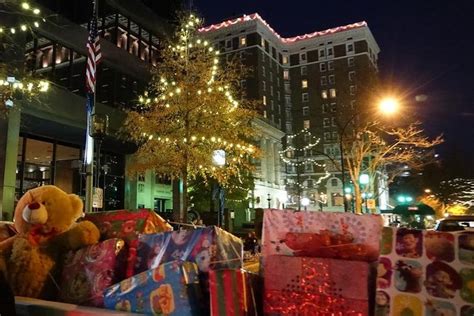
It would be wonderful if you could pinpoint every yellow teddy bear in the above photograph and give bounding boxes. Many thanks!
[0,185,100,299]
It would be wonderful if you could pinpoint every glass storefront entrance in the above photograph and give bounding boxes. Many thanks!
[16,135,125,210]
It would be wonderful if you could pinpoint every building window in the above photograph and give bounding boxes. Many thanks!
[283,70,289,80]
[261,37,265,47]
[286,122,292,132]
[323,118,330,128]
[269,71,273,82]
[240,80,246,88]
[350,85,356,95]
[324,132,331,141]
[277,77,280,87]
[303,106,309,116]
[328,61,334,71]
[348,57,355,67]
[302,93,309,102]
[270,100,274,110]
[321,90,328,99]
[240,51,246,60]
[331,178,339,187]
[240,36,246,46]
[320,76,327,86]
[301,66,307,75]
[327,47,334,57]
[349,71,356,81]
[347,43,354,53]
[226,40,232,48]
[330,103,337,112]
[285,95,291,106]
[320,63,326,72]
[284,82,291,93]
[307,179,313,188]
[283,55,289,64]
[351,100,356,109]
[302,79,308,88]
[332,117,337,127]
[300,52,307,63]
[277,91,281,100]
[329,75,335,85]
[263,110,267,118]
[322,104,329,113]
[305,164,313,172]
[319,49,325,58]
[262,81,266,91]
[262,66,266,77]
[270,86,273,96]
[332,131,339,141]
[303,120,310,129]
[263,95,267,105]
[329,88,336,98]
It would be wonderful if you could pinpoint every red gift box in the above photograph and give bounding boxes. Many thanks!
[264,255,370,315]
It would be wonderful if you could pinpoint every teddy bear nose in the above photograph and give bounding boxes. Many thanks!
[29,202,41,210]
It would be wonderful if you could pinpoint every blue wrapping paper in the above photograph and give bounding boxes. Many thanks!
[103,260,202,315]
[133,226,243,275]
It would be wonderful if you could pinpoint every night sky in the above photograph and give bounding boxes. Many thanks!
[193,0,474,178]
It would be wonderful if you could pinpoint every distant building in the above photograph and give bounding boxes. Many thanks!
[200,13,381,211]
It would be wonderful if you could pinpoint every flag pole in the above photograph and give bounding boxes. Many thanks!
[84,0,98,213]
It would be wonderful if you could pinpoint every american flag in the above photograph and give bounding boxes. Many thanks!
[85,5,102,94]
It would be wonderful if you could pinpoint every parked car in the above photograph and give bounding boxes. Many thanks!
[434,215,474,232]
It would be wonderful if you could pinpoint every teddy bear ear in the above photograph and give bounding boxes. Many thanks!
[69,194,84,218]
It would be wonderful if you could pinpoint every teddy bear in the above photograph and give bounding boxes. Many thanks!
[0,185,100,299]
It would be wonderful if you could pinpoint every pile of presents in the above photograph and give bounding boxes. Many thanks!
[13,207,474,315]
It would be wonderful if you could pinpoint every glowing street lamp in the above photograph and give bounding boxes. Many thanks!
[378,97,399,115]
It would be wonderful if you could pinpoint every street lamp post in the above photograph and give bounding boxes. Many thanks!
[337,97,399,213]
[212,150,225,227]
[267,193,271,209]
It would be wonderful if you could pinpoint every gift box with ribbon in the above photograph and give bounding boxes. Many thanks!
[209,269,262,316]
[103,260,202,315]
[59,238,126,307]
[262,209,383,262]
[264,255,370,315]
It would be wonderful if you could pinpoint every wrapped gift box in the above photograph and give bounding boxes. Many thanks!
[264,255,370,315]
[133,226,243,275]
[209,269,262,316]
[59,238,126,307]
[262,209,382,262]
[104,260,202,315]
[84,209,173,277]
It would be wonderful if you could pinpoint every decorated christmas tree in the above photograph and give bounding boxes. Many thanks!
[122,14,260,221]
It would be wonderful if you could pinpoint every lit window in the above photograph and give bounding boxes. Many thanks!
[321,90,328,99]
[303,106,309,116]
[283,55,289,64]
[263,110,267,118]
[320,76,327,86]
[350,85,356,95]
[329,75,335,84]
[303,120,310,129]
[320,63,327,72]
[301,66,307,75]
[330,88,336,98]
[328,61,334,71]
[283,70,289,80]
[349,71,355,81]
[323,118,330,128]
[261,37,265,47]
[322,104,329,113]
[240,36,246,46]
[302,80,308,88]
[348,57,355,67]
[302,93,309,102]
[263,95,267,105]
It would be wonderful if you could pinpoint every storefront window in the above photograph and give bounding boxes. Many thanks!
[23,139,53,192]
[55,144,81,194]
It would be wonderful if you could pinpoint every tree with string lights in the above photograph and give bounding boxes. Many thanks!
[122,14,260,222]
[280,128,330,211]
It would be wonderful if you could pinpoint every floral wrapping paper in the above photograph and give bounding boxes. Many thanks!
[209,269,262,316]
[104,260,202,315]
[133,226,243,275]
[376,227,474,316]
[84,209,173,277]
[262,209,383,262]
[264,255,370,315]
[59,238,126,307]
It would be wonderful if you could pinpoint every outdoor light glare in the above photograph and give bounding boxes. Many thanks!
[344,187,352,194]
[301,197,310,206]
[379,97,399,115]
[359,174,369,185]
[406,196,413,202]
[212,149,225,166]
[397,196,406,203]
